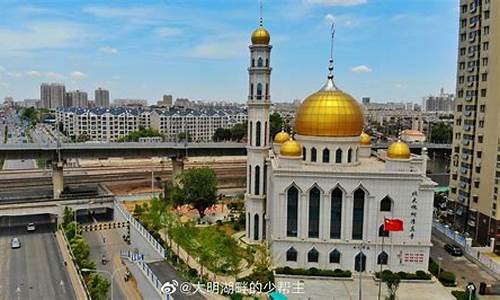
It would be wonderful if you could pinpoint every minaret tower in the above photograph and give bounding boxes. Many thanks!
[245,3,272,242]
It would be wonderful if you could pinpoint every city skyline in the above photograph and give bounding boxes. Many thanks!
[0,0,458,104]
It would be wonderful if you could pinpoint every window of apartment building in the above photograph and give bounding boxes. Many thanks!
[456,118,462,126]
[482,73,488,81]
[459,76,465,84]
[478,135,483,143]
[484,10,490,20]
[457,104,463,112]
[474,181,480,188]
[461,4,467,13]
[455,133,461,139]
[473,196,478,203]
[476,166,481,173]
[451,187,457,194]
[479,120,484,128]
[483,42,489,51]
[480,105,485,112]
[460,48,466,56]
[484,26,489,35]
[460,33,467,42]
[483,57,488,66]
[459,62,466,70]
[461,18,467,28]
[481,89,487,97]
[458,90,464,98]
[452,174,458,180]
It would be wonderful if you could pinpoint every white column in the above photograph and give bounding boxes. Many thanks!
[322,193,331,240]
[344,195,352,240]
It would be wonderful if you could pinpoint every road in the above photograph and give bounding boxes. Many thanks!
[2,111,36,170]
[431,233,498,288]
[148,261,205,300]
[0,227,76,300]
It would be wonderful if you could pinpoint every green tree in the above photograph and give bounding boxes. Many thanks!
[213,128,232,141]
[62,207,75,228]
[382,272,401,300]
[76,134,91,142]
[117,127,164,142]
[86,273,110,300]
[70,235,91,265]
[64,221,79,240]
[430,122,452,143]
[230,122,247,142]
[171,167,217,218]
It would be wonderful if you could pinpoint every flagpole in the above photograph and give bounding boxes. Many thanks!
[378,219,386,300]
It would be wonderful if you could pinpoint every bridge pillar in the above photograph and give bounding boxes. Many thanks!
[52,162,64,199]
[171,158,185,186]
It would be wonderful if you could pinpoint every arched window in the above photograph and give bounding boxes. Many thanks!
[250,84,254,98]
[254,214,259,240]
[379,224,389,237]
[256,83,263,100]
[265,84,269,99]
[248,165,252,193]
[329,249,341,263]
[308,248,319,263]
[309,187,320,238]
[254,165,260,195]
[377,251,388,265]
[380,196,392,212]
[256,121,261,146]
[330,188,342,239]
[287,186,299,237]
[311,148,317,162]
[263,165,267,195]
[354,252,366,272]
[286,247,297,262]
[251,59,255,67]
[302,147,306,161]
[249,121,253,145]
[322,148,330,163]
[264,122,268,146]
[352,188,365,240]
[257,57,263,67]
[348,148,353,163]
[335,149,342,163]
[265,58,269,67]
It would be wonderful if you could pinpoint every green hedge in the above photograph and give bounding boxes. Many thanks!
[375,270,431,280]
[451,290,476,300]
[275,267,351,278]
[428,258,456,287]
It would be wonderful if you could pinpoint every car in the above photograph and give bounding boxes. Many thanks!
[444,243,463,256]
[26,223,36,232]
[11,237,21,249]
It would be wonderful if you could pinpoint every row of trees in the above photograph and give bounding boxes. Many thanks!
[62,208,110,300]
[429,122,453,144]
[117,127,164,142]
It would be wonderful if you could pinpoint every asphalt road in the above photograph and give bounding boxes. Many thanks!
[147,261,205,300]
[0,228,76,300]
[431,233,498,288]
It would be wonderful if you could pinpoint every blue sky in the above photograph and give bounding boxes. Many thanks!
[0,0,459,104]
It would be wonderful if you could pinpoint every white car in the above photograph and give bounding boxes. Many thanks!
[11,237,21,249]
[26,223,36,232]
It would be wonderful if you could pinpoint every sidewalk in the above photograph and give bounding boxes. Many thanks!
[55,230,88,300]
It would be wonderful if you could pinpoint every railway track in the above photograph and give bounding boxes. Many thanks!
[0,167,246,190]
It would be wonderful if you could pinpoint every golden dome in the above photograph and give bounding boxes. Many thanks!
[274,130,290,144]
[295,78,364,137]
[280,138,302,157]
[387,140,411,159]
[360,132,372,145]
[251,26,270,45]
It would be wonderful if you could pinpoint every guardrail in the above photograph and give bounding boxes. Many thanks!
[121,250,171,300]
[0,195,115,206]
[114,200,168,258]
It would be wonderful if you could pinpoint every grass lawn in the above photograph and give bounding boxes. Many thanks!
[170,222,251,275]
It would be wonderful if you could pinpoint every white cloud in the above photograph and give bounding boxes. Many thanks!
[325,14,336,23]
[99,46,118,54]
[189,37,247,59]
[26,70,42,77]
[70,71,86,80]
[350,65,372,73]
[7,72,22,78]
[155,27,182,38]
[306,0,367,6]
[395,83,408,89]
[46,72,66,80]
[0,22,89,52]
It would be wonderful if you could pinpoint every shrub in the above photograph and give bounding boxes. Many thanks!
[275,267,351,278]
[188,268,198,278]
[451,290,476,300]
[232,222,241,231]
[439,271,456,286]
[416,270,431,280]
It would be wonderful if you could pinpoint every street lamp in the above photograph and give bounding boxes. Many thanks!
[81,266,128,300]
[353,243,369,300]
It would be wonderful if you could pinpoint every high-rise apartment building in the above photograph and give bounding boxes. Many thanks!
[423,88,455,112]
[40,83,65,109]
[66,90,88,107]
[449,0,500,252]
[95,88,110,107]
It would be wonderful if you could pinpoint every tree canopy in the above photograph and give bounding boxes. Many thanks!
[212,122,247,142]
[117,127,164,142]
[269,112,290,139]
[171,167,217,218]
[430,122,452,143]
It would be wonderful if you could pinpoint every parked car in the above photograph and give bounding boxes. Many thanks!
[26,223,36,232]
[444,243,463,256]
[11,237,21,249]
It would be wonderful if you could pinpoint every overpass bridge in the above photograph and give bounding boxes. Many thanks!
[0,142,450,198]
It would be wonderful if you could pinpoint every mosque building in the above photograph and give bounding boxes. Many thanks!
[244,17,436,273]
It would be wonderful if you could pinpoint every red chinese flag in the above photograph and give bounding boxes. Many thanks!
[384,218,404,232]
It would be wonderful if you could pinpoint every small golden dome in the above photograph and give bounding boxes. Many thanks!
[360,132,371,145]
[274,130,290,144]
[251,26,270,45]
[295,78,364,137]
[280,138,302,157]
[387,140,411,159]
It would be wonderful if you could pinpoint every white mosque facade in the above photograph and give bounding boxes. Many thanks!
[244,23,436,274]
